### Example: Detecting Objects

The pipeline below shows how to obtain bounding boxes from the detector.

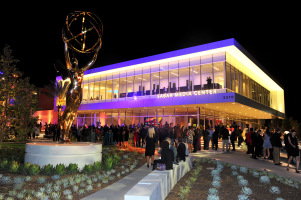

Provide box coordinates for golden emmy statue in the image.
[60,11,103,141]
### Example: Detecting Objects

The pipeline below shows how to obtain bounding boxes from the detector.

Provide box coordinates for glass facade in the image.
[80,52,227,104]
[77,52,270,107]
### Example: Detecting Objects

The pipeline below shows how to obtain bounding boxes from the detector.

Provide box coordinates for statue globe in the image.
[62,11,103,54]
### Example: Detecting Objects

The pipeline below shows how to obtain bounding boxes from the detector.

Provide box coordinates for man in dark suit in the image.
[251,128,258,159]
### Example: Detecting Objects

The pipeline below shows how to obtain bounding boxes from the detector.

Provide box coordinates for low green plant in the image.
[22,162,31,174]
[67,163,79,174]
[104,156,113,170]
[42,164,54,175]
[28,164,40,175]
[0,159,9,170]
[9,161,19,173]
[82,164,94,174]
[54,164,66,176]
[93,161,102,171]
[112,154,120,166]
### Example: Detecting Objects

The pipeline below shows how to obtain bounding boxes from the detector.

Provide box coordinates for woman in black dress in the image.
[145,125,156,168]
[287,130,300,173]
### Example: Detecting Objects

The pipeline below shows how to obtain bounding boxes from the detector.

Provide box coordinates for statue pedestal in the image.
[24,142,102,170]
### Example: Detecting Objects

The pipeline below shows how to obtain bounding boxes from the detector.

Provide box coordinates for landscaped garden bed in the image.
[166,158,301,200]
[0,144,146,200]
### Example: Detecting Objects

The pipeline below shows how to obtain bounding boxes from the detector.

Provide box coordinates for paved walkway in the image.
[192,145,301,182]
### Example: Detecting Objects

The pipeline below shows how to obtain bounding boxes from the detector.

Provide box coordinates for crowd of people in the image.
[36,121,300,173]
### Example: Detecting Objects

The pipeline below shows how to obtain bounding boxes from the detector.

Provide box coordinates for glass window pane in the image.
[83,83,89,102]
[88,81,95,101]
[151,64,159,73]
[213,52,226,62]
[119,77,127,98]
[179,67,189,92]
[106,79,112,101]
[226,63,231,90]
[127,76,134,97]
[201,54,212,64]
[160,71,168,94]
[201,64,213,89]
[112,78,119,99]
[134,74,142,96]
[169,60,178,70]
[179,59,189,68]
[135,67,143,76]
[142,73,150,95]
[193,65,201,91]
[100,80,106,100]
[169,69,179,93]
[213,62,224,89]
[152,72,160,94]
[190,56,201,66]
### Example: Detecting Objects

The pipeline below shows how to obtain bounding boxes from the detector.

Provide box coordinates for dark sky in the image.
[1,3,299,121]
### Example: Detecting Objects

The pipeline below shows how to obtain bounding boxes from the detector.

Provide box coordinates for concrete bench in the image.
[124,156,193,200]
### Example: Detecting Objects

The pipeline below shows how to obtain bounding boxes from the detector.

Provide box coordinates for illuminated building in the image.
[55,38,285,128]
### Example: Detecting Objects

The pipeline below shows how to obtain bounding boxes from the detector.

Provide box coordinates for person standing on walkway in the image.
[145,124,156,168]
[187,127,194,153]
[177,137,186,162]
[203,127,209,150]
[230,126,237,151]
[208,127,214,149]
[270,128,282,165]
[193,126,201,152]
[251,128,258,159]
[263,128,272,159]
[212,128,219,150]
[245,128,252,154]
[237,126,244,147]
[221,126,230,152]
[286,130,300,173]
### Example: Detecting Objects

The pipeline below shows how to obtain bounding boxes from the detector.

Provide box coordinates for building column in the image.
[118,110,121,125]
[197,107,200,126]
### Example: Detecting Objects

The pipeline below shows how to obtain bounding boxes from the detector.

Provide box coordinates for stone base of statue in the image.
[24,142,102,170]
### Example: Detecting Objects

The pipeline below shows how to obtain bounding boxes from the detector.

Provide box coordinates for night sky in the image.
[1,3,299,121]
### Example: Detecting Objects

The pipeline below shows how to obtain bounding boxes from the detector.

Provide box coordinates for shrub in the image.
[270,186,280,194]
[22,162,31,174]
[93,161,102,172]
[51,174,61,180]
[241,187,252,196]
[1,176,12,184]
[238,179,248,187]
[207,194,219,200]
[42,164,54,175]
[37,177,47,184]
[54,164,66,175]
[239,167,248,173]
[112,154,121,166]
[9,161,19,173]
[82,164,94,174]
[28,164,40,175]
[208,188,218,195]
[104,156,113,170]
[0,159,8,170]
[67,163,79,174]
[259,176,270,184]
[211,180,221,188]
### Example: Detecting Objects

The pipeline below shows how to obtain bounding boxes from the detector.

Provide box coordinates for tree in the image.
[0,45,39,147]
